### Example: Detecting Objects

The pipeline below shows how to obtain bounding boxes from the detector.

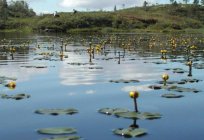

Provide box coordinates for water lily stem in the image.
[134,98,138,113]
[118,51,120,64]
[188,65,192,77]
[164,80,167,86]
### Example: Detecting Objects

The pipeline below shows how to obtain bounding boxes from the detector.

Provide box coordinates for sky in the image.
[8,0,175,14]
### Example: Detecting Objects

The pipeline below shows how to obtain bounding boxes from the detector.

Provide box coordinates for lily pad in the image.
[37,127,77,135]
[88,67,103,70]
[0,93,30,100]
[98,108,129,115]
[157,81,178,85]
[167,86,200,93]
[161,93,184,98]
[164,68,186,74]
[0,76,17,85]
[109,79,140,83]
[148,85,163,90]
[20,65,47,68]
[35,108,78,115]
[41,135,80,140]
[113,128,147,137]
[180,78,202,83]
[115,111,162,120]
[193,63,204,69]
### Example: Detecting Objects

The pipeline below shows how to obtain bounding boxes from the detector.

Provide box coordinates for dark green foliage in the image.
[201,0,204,5]
[8,1,36,17]
[193,0,199,5]
[170,0,175,4]
[183,0,190,4]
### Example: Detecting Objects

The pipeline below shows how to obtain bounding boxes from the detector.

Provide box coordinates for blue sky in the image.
[8,0,181,14]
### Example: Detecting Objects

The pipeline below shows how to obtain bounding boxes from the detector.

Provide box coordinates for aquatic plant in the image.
[129,91,139,112]
[162,74,169,86]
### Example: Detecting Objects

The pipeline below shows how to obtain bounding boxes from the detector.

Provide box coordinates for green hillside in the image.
[1,4,204,33]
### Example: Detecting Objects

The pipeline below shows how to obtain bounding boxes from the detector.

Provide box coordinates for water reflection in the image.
[59,45,161,86]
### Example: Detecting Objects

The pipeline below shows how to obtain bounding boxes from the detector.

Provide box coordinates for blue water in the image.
[0,33,204,140]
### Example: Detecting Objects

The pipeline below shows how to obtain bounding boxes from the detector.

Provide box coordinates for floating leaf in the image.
[113,128,147,137]
[109,79,140,83]
[88,67,103,70]
[148,85,162,90]
[161,93,184,98]
[37,127,77,135]
[167,86,200,93]
[193,63,204,69]
[165,68,186,73]
[41,135,81,140]
[157,81,178,85]
[115,111,162,120]
[180,78,202,83]
[35,108,78,115]
[98,108,129,115]
[149,85,201,93]
[20,65,47,68]
[0,93,30,100]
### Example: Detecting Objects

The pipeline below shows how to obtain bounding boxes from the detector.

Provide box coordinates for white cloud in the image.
[59,0,156,9]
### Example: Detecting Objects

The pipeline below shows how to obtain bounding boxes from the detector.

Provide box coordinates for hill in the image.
[1,4,204,33]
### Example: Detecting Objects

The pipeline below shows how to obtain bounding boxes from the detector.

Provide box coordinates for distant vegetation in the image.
[0,0,36,30]
[0,0,204,33]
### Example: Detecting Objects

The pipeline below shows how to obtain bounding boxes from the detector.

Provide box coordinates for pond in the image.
[0,32,204,140]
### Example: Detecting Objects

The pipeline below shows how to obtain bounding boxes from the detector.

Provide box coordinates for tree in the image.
[170,0,175,4]
[0,0,8,21]
[183,0,190,4]
[143,1,148,11]
[8,0,35,17]
[201,0,204,5]
[193,0,199,5]
[114,5,117,12]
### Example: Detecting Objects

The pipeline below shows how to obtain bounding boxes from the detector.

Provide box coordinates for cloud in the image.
[59,0,156,9]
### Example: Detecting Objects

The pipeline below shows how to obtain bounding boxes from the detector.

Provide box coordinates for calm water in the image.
[0,33,204,140]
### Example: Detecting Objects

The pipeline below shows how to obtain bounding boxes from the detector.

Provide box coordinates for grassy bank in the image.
[0,4,204,34]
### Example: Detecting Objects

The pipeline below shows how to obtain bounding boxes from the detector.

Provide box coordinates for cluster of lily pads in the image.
[0,34,204,139]
[34,108,81,140]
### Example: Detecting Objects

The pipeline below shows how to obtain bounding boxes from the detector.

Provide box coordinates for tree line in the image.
[0,0,36,21]
[170,0,204,5]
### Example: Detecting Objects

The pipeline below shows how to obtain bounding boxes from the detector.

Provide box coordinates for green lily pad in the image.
[98,108,129,115]
[37,127,77,135]
[148,85,162,90]
[88,67,103,70]
[152,61,167,65]
[41,135,81,140]
[35,108,78,116]
[115,111,162,120]
[180,78,202,83]
[193,63,204,69]
[109,79,140,83]
[0,76,17,85]
[165,68,186,73]
[113,128,147,137]
[0,93,30,100]
[157,81,178,85]
[20,65,48,69]
[161,93,184,98]
[149,85,201,93]
[167,86,200,93]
